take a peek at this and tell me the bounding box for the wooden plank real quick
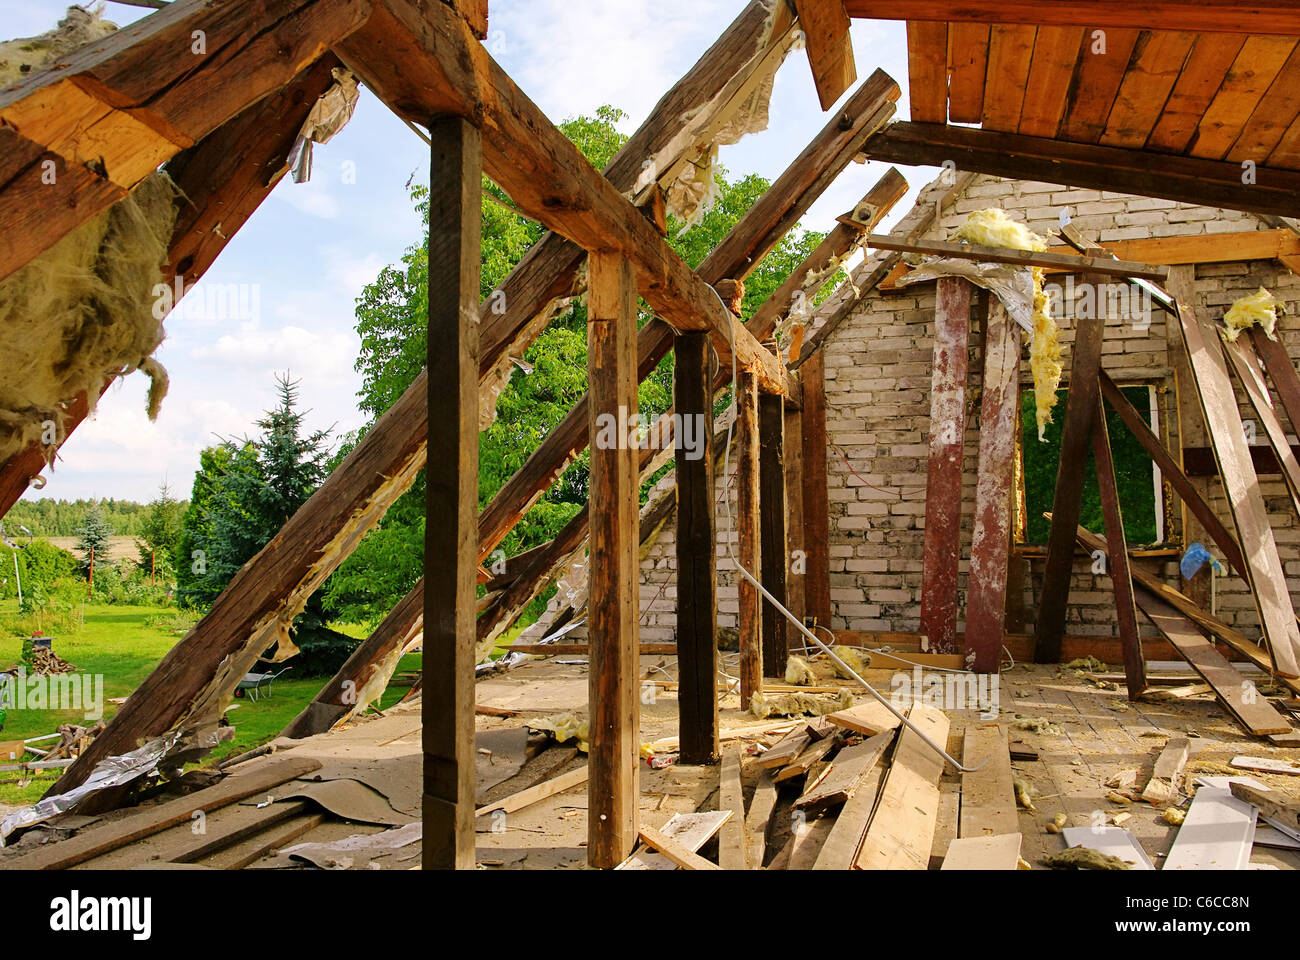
[1059,28,1142,143]
[965,300,1020,673]
[737,368,763,710]
[861,122,1300,217]
[787,813,836,868]
[1229,781,1300,833]
[169,800,312,865]
[2,758,321,870]
[941,833,1023,869]
[1223,334,1300,517]
[1227,44,1300,162]
[586,251,641,869]
[784,404,806,626]
[1172,297,1300,677]
[422,116,481,872]
[759,393,788,678]
[1230,756,1300,776]
[828,701,905,737]
[208,813,325,870]
[906,19,949,123]
[1036,289,1105,663]
[474,765,589,817]
[1251,326,1300,443]
[1136,594,1294,736]
[773,735,837,783]
[800,351,832,627]
[636,825,722,870]
[863,234,1168,281]
[812,760,887,869]
[1091,394,1148,699]
[982,24,1036,131]
[1191,37,1298,160]
[959,724,1019,838]
[616,811,732,870]
[1147,33,1247,153]
[841,1,1300,34]
[1099,371,1245,575]
[1165,781,1257,870]
[756,726,814,770]
[1018,26,1086,138]
[718,744,747,869]
[675,331,719,765]
[745,770,779,867]
[1100,31,1196,149]
[920,277,971,654]
[1140,736,1190,805]
[798,0,857,110]
[796,729,894,813]
[855,703,950,869]
[946,22,989,123]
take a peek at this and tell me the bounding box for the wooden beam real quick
[1251,326,1300,440]
[422,115,480,871]
[718,744,748,869]
[784,402,806,625]
[861,122,1300,218]
[1223,334,1300,518]
[796,0,857,110]
[759,393,789,677]
[1091,393,1148,699]
[0,0,371,284]
[1172,296,1300,677]
[674,332,719,766]
[1099,371,1245,575]
[737,369,763,710]
[863,234,1169,281]
[842,1,1300,35]
[1035,283,1105,663]
[959,724,1017,838]
[965,300,1020,673]
[920,277,970,654]
[906,20,949,123]
[800,351,832,628]
[585,251,641,869]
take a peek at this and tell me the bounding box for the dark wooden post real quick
[919,276,971,653]
[423,115,481,870]
[759,392,788,677]
[800,351,832,628]
[964,299,1021,673]
[784,401,805,626]
[586,250,641,867]
[737,368,763,709]
[1035,273,1106,663]
[1091,393,1147,699]
[674,331,719,765]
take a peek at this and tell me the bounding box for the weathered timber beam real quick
[50,367,429,800]
[476,0,801,389]
[0,57,343,517]
[863,234,1169,281]
[758,393,789,677]
[799,351,832,627]
[794,0,856,110]
[861,122,1300,218]
[737,369,763,708]
[471,73,899,563]
[337,0,794,396]
[0,0,372,284]
[842,0,1300,35]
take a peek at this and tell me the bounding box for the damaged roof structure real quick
[1,0,1300,874]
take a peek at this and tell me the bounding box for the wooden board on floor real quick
[1141,737,1191,805]
[794,730,893,813]
[959,724,1019,838]
[636,824,721,870]
[811,762,887,870]
[1165,779,1258,870]
[745,770,779,868]
[940,832,1023,870]
[718,744,747,869]
[616,811,731,871]
[855,703,950,869]
[828,700,904,737]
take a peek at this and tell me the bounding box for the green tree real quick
[73,501,113,573]
[136,481,184,575]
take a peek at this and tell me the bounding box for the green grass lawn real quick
[0,600,421,807]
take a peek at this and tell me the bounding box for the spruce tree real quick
[73,501,113,573]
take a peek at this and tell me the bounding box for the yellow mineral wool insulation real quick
[0,171,179,464]
[527,712,590,753]
[829,645,873,680]
[1222,286,1285,342]
[954,209,1062,440]
[0,5,117,87]
[784,655,816,686]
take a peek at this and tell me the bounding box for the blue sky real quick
[8,0,934,505]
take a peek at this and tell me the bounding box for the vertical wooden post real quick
[1035,274,1106,663]
[674,331,719,765]
[784,402,806,626]
[759,392,788,677]
[800,351,832,628]
[736,368,763,709]
[920,277,971,653]
[423,115,480,871]
[1092,391,1147,700]
[586,250,641,867]
[965,300,1021,673]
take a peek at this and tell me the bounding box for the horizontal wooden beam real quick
[842,0,1300,35]
[864,233,1169,280]
[861,122,1300,218]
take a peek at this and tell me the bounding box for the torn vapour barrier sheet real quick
[287,67,361,183]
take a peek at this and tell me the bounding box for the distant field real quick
[43,536,139,562]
